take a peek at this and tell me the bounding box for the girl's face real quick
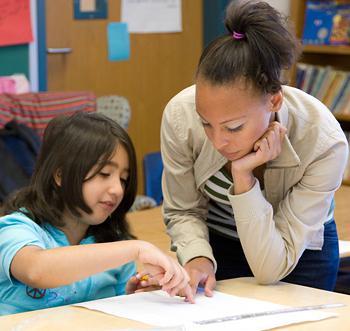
[80,143,129,226]
[195,79,281,161]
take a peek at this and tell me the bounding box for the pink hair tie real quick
[232,31,245,40]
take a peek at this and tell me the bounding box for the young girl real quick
[0,112,193,315]
[161,0,349,296]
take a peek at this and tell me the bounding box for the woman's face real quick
[195,79,280,161]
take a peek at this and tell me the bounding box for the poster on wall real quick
[0,0,33,47]
[121,0,182,33]
[74,0,108,19]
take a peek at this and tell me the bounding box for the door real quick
[45,0,203,193]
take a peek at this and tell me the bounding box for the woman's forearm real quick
[231,170,255,195]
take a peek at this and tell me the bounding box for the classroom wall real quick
[265,0,290,16]
[0,1,202,196]
[203,0,230,47]
[45,0,203,194]
[0,0,38,91]
[0,0,292,92]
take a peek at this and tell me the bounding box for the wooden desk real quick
[127,206,173,255]
[1,277,350,330]
[335,185,350,241]
[2,207,350,330]
[334,185,350,258]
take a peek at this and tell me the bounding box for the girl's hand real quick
[136,241,195,303]
[125,272,161,294]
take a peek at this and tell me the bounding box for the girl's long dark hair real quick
[1,112,137,243]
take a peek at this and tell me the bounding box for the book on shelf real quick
[315,69,338,101]
[302,65,321,94]
[302,1,336,45]
[302,0,350,46]
[310,66,329,97]
[329,3,350,45]
[296,63,326,96]
[296,63,308,89]
[323,71,348,108]
[333,77,350,115]
[331,73,350,112]
[342,131,350,182]
[306,66,322,94]
[295,63,350,115]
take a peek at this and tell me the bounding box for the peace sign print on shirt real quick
[26,286,46,299]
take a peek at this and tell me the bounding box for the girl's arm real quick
[10,240,193,301]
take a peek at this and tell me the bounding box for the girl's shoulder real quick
[0,210,41,230]
[0,210,57,248]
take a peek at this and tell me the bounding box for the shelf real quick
[342,179,350,186]
[303,45,350,55]
[335,114,350,122]
[291,1,350,188]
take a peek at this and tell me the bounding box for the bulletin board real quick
[0,44,29,77]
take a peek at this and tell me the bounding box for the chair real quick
[335,240,350,294]
[143,151,163,205]
[96,95,131,130]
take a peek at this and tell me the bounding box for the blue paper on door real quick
[107,22,130,61]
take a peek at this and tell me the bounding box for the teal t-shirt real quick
[0,211,136,315]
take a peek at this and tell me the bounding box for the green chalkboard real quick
[0,44,29,78]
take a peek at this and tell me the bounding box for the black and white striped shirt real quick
[204,167,239,239]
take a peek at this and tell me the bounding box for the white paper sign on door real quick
[121,0,182,33]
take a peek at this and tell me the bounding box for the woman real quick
[160,0,349,296]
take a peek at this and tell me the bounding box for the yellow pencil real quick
[140,275,149,281]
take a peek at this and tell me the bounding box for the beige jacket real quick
[161,85,349,284]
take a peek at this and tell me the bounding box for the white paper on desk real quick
[121,0,182,33]
[339,240,350,257]
[75,290,336,330]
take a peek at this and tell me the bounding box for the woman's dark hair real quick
[1,112,137,243]
[197,0,300,94]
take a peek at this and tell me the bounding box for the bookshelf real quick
[303,45,350,55]
[290,0,350,185]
